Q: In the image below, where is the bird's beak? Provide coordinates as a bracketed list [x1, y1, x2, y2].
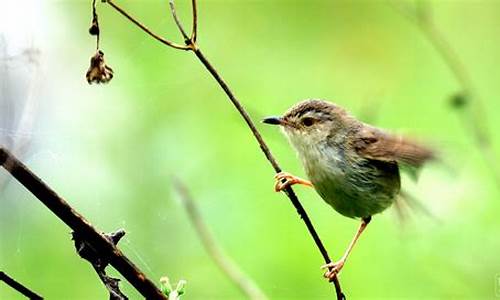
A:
[262, 116, 283, 125]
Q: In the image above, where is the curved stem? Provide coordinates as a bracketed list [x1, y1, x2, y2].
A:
[191, 0, 198, 42]
[169, 0, 190, 42]
[174, 179, 268, 300]
[106, 0, 190, 50]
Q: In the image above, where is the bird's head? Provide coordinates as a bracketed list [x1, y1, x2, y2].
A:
[263, 99, 349, 151]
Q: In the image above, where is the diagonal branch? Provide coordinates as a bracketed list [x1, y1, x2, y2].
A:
[190, 47, 344, 298]
[0, 147, 167, 300]
[173, 178, 268, 300]
[103, 1, 344, 298]
[0, 271, 43, 300]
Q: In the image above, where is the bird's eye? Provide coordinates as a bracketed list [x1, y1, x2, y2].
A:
[302, 117, 315, 127]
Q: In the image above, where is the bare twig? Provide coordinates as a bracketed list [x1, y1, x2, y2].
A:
[0, 147, 167, 300]
[190, 0, 198, 42]
[169, 0, 190, 42]
[173, 178, 268, 300]
[0, 271, 43, 300]
[106, 0, 190, 50]
[392, 0, 500, 186]
[103, 1, 344, 298]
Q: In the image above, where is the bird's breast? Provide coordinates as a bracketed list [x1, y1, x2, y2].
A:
[299, 144, 399, 218]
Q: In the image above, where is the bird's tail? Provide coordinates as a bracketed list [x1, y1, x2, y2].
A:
[393, 190, 440, 226]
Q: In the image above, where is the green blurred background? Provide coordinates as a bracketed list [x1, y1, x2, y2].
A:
[1, 0, 500, 299]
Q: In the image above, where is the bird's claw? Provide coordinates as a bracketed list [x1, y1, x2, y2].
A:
[274, 172, 294, 192]
[321, 260, 345, 281]
[273, 171, 312, 192]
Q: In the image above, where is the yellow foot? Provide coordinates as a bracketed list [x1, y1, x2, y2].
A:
[321, 260, 345, 281]
[274, 171, 313, 192]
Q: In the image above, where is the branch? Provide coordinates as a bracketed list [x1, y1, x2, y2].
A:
[73, 229, 129, 300]
[392, 0, 500, 187]
[105, 0, 190, 50]
[103, 1, 344, 298]
[0, 271, 43, 300]
[173, 179, 268, 300]
[169, 0, 190, 41]
[191, 47, 345, 297]
[0, 147, 167, 300]
[190, 0, 198, 42]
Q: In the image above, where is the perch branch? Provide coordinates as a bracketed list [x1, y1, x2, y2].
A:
[0, 147, 167, 300]
[103, 1, 344, 298]
[0, 271, 43, 300]
[173, 178, 268, 300]
[392, 0, 500, 186]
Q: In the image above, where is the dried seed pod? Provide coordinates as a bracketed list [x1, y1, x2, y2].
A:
[86, 50, 114, 84]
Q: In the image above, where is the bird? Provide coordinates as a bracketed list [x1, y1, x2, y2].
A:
[263, 99, 433, 280]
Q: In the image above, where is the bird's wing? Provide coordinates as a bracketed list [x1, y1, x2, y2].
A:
[352, 126, 434, 169]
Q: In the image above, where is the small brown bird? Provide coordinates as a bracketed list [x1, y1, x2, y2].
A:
[263, 99, 433, 280]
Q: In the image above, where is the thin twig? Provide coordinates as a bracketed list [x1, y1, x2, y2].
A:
[190, 0, 198, 42]
[173, 178, 268, 300]
[0, 147, 167, 300]
[392, 0, 500, 186]
[103, 1, 344, 298]
[169, 0, 190, 42]
[106, 0, 190, 51]
[0, 271, 43, 300]
[91, 0, 100, 50]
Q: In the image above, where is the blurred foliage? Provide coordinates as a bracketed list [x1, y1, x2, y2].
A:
[1, 0, 500, 299]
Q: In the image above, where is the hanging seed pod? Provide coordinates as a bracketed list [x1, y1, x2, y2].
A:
[86, 50, 114, 84]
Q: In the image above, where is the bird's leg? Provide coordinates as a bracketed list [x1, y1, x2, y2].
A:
[274, 171, 313, 192]
[321, 216, 371, 280]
